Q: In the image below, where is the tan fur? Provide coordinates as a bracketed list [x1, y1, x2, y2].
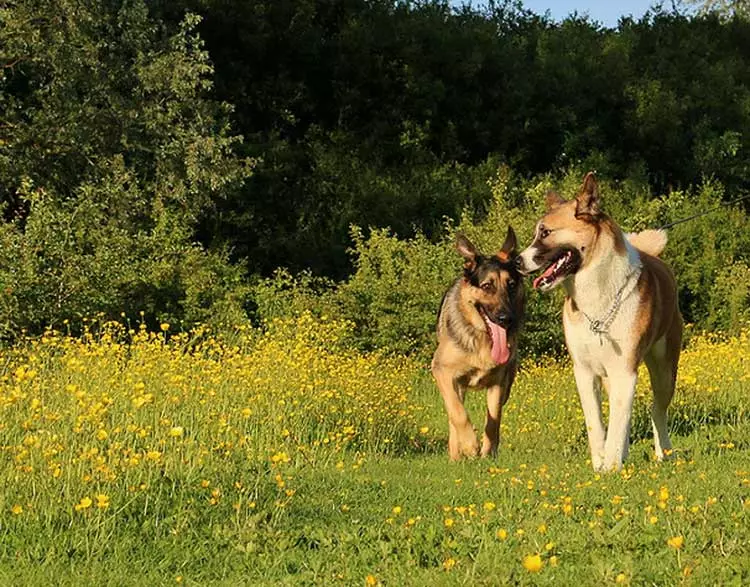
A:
[432, 232, 524, 460]
[626, 229, 668, 257]
[518, 172, 683, 471]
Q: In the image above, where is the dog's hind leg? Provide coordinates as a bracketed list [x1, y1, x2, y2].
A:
[573, 363, 606, 471]
[645, 329, 681, 461]
[433, 366, 479, 460]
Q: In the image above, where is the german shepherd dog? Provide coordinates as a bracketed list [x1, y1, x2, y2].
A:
[517, 172, 682, 471]
[432, 228, 525, 460]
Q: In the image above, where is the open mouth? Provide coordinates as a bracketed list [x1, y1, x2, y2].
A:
[532, 249, 580, 291]
[477, 306, 510, 365]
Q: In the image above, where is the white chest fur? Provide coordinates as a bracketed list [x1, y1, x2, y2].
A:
[563, 241, 642, 376]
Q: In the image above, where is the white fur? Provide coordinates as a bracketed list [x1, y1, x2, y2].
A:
[562, 239, 645, 471]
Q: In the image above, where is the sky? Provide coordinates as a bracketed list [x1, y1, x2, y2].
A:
[452, 1, 690, 28]
[520, 0, 660, 26]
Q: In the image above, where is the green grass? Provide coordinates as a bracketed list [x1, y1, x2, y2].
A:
[0, 324, 748, 585]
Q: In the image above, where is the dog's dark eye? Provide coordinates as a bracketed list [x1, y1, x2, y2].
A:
[540, 227, 551, 239]
[480, 282, 493, 292]
[508, 279, 516, 290]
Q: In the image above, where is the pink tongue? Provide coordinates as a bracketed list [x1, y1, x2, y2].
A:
[533, 262, 558, 289]
[487, 321, 510, 365]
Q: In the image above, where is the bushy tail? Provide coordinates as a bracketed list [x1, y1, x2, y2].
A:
[626, 229, 668, 257]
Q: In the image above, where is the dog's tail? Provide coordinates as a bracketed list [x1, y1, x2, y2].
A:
[626, 229, 668, 257]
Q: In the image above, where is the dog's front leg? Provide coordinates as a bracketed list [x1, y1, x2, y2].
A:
[573, 363, 605, 470]
[433, 366, 478, 460]
[481, 384, 504, 457]
[602, 369, 637, 471]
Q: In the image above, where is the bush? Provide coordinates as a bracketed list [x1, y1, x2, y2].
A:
[250, 167, 750, 359]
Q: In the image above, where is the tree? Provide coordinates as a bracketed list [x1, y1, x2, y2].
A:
[0, 0, 253, 335]
[685, 0, 750, 18]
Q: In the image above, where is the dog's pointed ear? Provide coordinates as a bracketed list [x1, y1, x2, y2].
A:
[456, 233, 478, 274]
[575, 171, 600, 218]
[496, 226, 517, 261]
[545, 190, 566, 211]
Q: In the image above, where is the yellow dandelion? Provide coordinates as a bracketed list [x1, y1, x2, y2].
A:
[96, 494, 110, 509]
[443, 557, 457, 571]
[522, 554, 543, 573]
[496, 529, 508, 540]
[160, 323, 170, 331]
[365, 575, 377, 586]
[11, 504, 23, 515]
[483, 501, 496, 511]
[667, 535, 684, 550]
[392, 506, 402, 515]
[75, 496, 93, 511]
[169, 426, 184, 438]
[615, 572, 627, 584]
[444, 518, 454, 528]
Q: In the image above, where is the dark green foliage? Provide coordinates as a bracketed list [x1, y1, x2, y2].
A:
[0, 1, 252, 336]
[1, 0, 748, 349]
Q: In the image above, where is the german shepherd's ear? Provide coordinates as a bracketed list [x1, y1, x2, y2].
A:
[456, 233, 478, 274]
[496, 225, 517, 261]
[545, 190, 566, 211]
[575, 171, 601, 219]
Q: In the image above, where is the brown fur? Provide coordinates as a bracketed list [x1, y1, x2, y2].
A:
[518, 172, 683, 470]
[432, 229, 525, 460]
[627, 229, 668, 257]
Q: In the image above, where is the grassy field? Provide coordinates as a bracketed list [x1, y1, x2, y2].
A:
[0, 315, 748, 586]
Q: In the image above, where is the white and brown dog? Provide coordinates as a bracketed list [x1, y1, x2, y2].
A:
[517, 172, 682, 471]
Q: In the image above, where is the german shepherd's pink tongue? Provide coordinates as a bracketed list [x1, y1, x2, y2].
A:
[488, 321, 510, 365]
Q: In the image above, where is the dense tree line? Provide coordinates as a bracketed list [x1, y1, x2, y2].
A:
[1, 0, 749, 338]
[166, 0, 750, 277]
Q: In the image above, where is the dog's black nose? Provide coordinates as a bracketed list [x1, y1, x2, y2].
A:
[496, 313, 512, 328]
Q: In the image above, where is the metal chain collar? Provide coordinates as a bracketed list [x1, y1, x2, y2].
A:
[581, 266, 642, 341]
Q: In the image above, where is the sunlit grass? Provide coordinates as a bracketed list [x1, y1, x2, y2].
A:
[0, 317, 748, 585]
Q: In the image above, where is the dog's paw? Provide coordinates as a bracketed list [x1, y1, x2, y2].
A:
[480, 440, 498, 458]
[458, 431, 480, 458]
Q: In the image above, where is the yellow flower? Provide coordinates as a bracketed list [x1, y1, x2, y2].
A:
[522, 554, 543, 573]
[549, 556, 558, 567]
[615, 573, 627, 584]
[667, 535, 684, 550]
[96, 429, 108, 441]
[392, 506, 402, 515]
[444, 518, 454, 528]
[145, 450, 162, 462]
[11, 504, 23, 515]
[443, 557, 456, 571]
[496, 529, 508, 540]
[96, 494, 110, 509]
[160, 323, 170, 331]
[169, 426, 184, 438]
[75, 496, 93, 511]
[483, 501, 496, 511]
[658, 486, 669, 501]
[419, 426, 429, 434]
[365, 575, 377, 586]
